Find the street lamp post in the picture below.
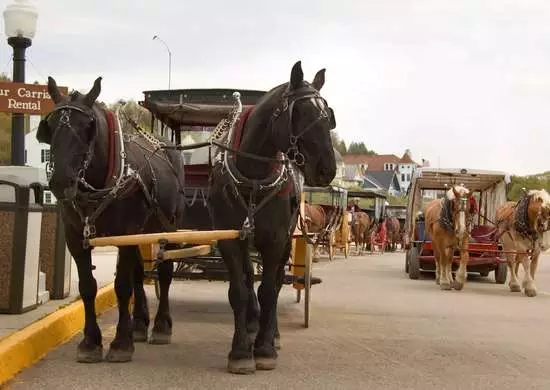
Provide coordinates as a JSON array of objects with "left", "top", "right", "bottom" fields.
[
  {"left": 152, "top": 35, "right": 171, "bottom": 91},
  {"left": 3, "top": 0, "right": 38, "bottom": 166}
]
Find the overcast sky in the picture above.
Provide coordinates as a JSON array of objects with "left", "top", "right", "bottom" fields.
[{"left": 1, "top": 0, "right": 549, "bottom": 175}]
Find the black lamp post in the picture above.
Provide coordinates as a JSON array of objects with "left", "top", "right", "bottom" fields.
[{"left": 3, "top": 0, "right": 38, "bottom": 166}]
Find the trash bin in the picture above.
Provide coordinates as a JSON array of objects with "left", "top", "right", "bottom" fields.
[
  {"left": 40, "top": 199, "right": 72, "bottom": 299},
  {"left": 0, "top": 166, "right": 47, "bottom": 314}
]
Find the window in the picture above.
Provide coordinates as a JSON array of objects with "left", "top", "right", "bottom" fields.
[
  {"left": 407, "top": 173, "right": 411, "bottom": 181},
  {"left": 401, "top": 174, "right": 405, "bottom": 182},
  {"left": 41, "top": 149, "right": 50, "bottom": 163},
  {"left": 44, "top": 191, "right": 52, "bottom": 204}
]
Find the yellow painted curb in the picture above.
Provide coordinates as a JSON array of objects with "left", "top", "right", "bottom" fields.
[{"left": 0, "top": 283, "right": 116, "bottom": 386}]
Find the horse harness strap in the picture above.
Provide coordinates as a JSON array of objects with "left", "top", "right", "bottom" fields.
[
  {"left": 46, "top": 104, "right": 178, "bottom": 248},
  {"left": 438, "top": 198, "right": 455, "bottom": 233}
]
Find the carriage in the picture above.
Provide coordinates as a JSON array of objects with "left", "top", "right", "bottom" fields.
[
  {"left": 404, "top": 167, "right": 509, "bottom": 283},
  {"left": 302, "top": 185, "right": 349, "bottom": 260},
  {"left": 117, "top": 86, "right": 318, "bottom": 327},
  {"left": 346, "top": 189, "right": 388, "bottom": 252},
  {"left": 41, "top": 63, "right": 336, "bottom": 372}
]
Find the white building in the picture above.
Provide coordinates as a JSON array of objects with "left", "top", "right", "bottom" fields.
[
  {"left": 396, "top": 149, "right": 420, "bottom": 194},
  {"left": 25, "top": 115, "right": 56, "bottom": 204}
]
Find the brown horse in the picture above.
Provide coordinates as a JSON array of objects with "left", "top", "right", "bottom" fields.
[
  {"left": 304, "top": 203, "right": 327, "bottom": 259},
  {"left": 351, "top": 211, "right": 371, "bottom": 254},
  {"left": 495, "top": 189, "right": 550, "bottom": 297},
  {"left": 424, "top": 184, "right": 474, "bottom": 290},
  {"left": 385, "top": 216, "right": 401, "bottom": 251}
]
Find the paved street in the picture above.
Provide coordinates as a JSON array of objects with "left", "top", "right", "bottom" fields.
[{"left": 7, "top": 250, "right": 550, "bottom": 390}]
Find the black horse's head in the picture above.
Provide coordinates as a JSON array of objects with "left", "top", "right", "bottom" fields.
[
  {"left": 273, "top": 61, "right": 337, "bottom": 187},
  {"left": 36, "top": 76, "right": 103, "bottom": 201}
]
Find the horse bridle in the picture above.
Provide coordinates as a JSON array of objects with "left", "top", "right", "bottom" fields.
[
  {"left": 270, "top": 85, "right": 332, "bottom": 167},
  {"left": 43, "top": 104, "right": 98, "bottom": 190}
]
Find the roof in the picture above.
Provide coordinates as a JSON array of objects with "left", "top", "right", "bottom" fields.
[
  {"left": 365, "top": 170, "right": 401, "bottom": 192},
  {"left": 399, "top": 151, "right": 419, "bottom": 165},
  {"left": 342, "top": 154, "right": 401, "bottom": 171},
  {"left": 410, "top": 167, "right": 509, "bottom": 192},
  {"left": 347, "top": 189, "right": 388, "bottom": 199}
]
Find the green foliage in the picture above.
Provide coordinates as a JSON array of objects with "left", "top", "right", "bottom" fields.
[
  {"left": 347, "top": 141, "right": 376, "bottom": 155},
  {"left": 507, "top": 174, "right": 550, "bottom": 201},
  {"left": 331, "top": 131, "right": 347, "bottom": 155},
  {"left": 387, "top": 194, "right": 408, "bottom": 206},
  {"left": 108, "top": 99, "right": 152, "bottom": 133}
]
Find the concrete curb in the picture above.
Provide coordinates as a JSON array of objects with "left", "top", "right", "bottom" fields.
[{"left": 0, "top": 283, "right": 116, "bottom": 386}]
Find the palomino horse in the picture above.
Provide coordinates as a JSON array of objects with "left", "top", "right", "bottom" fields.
[
  {"left": 385, "top": 216, "right": 401, "bottom": 251},
  {"left": 351, "top": 211, "right": 371, "bottom": 254},
  {"left": 304, "top": 202, "right": 327, "bottom": 259},
  {"left": 495, "top": 189, "right": 550, "bottom": 297},
  {"left": 424, "top": 185, "right": 474, "bottom": 290},
  {"left": 208, "top": 61, "right": 336, "bottom": 374}
]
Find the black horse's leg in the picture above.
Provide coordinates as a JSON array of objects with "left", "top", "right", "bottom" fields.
[
  {"left": 273, "top": 259, "right": 287, "bottom": 350},
  {"left": 150, "top": 259, "right": 173, "bottom": 344},
  {"left": 67, "top": 230, "right": 103, "bottom": 363},
  {"left": 254, "top": 238, "right": 290, "bottom": 371},
  {"left": 105, "top": 246, "right": 137, "bottom": 362},
  {"left": 220, "top": 239, "right": 255, "bottom": 375},
  {"left": 132, "top": 247, "right": 150, "bottom": 343}
]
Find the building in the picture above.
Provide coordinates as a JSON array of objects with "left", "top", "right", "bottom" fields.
[
  {"left": 363, "top": 170, "right": 402, "bottom": 196},
  {"left": 25, "top": 115, "right": 56, "bottom": 204},
  {"left": 396, "top": 149, "right": 421, "bottom": 193}
]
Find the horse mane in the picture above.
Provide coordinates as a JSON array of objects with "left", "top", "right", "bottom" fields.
[
  {"left": 528, "top": 189, "right": 550, "bottom": 208},
  {"left": 445, "top": 184, "right": 469, "bottom": 200}
]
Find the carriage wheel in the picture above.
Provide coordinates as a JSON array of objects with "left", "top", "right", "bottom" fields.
[
  {"left": 408, "top": 246, "right": 420, "bottom": 280},
  {"left": 495, "top": 263, "right": 507, "bottom": 284},
  {"left": 304, "top": 243, "right": 312, "bottom": 328},
  {"left": 154, "top": 278, "right": 161, "bottom": 300},
  {"left": 296, "top": 289, "right": 301, "bottom": 303}
]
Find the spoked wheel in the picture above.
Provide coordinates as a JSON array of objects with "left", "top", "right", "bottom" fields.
[
  {"left": 304, "top": 243, "right": 312, "bottom": 328},
  {"left": 154, "top": 278, "right": 160, "bottom": 300},
  {"left": 408, "top": 246, "right": 420, "bottom": 280}
]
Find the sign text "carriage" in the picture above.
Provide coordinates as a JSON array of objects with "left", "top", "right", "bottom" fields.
[{"left": 0, "top": 82, "right": 68, "bottom": 115}]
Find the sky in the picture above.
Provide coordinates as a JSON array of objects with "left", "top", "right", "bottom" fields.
[{"left": 1, "top": 0, "right": 549, "bottom": 176}]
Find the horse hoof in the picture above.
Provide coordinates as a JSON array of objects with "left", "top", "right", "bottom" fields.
[
  {"left": 524, "top": 287, "right": 537, "bottom": 297},
  {"left": 76, "top": 345, "right": 103, "bottom": 363},
  {"left": 133, "top": 329, "right": 148, "bottom": 343},
  {"left": 440, "top": 282, "right": 452, "bottom": 291},
  {"left": 453, "top": 281, "right": 464, "bottom": 291},
  {"left": 149, "top": 331, "right": 172, "bottom": 345},
  {"left": 105, "top": 347, "right": 134, "bottom": 363},
  {"left": 227, "top": 358, "right": 256, "bottom": 375},
  {"left": 509, "top": 284, "right": 521, "bottom": 293},
  {"left": 255, "top": 356, "right": 277, "bottom": 370},
  {"left": 274, "top": 336, "right": 282, "bottom": 350}
]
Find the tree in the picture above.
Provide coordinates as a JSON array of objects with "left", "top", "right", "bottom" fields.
[
  {"left": 108, "top": 99, "right": 152, "bottom": 133},
  {"left": 507, "top": 174, "right": 550, "bottom": 201},
  {"left": 347, "top": 141, "right": 376, "bottom": 155},
  {"left": 330, "top": 131, "right": 347, "bottom": 155}
]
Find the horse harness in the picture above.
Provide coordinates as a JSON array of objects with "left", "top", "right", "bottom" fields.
[
  {"left": 44, "top": 103, "right": 182, "bottom": 249},
  {"left": 218, "top": 85, "right": 331, "bottom": 243}
]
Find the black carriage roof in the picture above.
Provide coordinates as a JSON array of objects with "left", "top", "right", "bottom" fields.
[
  {"left": 140, "top": 88, "right": 267, "bottom": 128},
  {"left": 347, "top": 189, "right": 388, "bottom": 199}
]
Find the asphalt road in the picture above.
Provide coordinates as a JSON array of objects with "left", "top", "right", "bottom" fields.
[{"left": 7, "top": 250, "right": 550, "bottom": 390}]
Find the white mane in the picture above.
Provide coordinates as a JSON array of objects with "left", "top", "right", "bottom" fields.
[
  {"left": 446, "top": 184, "right": 470, "bottom": 200},
  {"left": 528, "top": 189, "right": 550, "bottom": 208}
]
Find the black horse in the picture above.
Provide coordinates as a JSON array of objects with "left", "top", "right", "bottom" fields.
[
  {"left": 37, "top": 77, "right": 183, "bottom": 362},
  {"left": 207, "top": 61, "right": 337, "bottom": 374}
]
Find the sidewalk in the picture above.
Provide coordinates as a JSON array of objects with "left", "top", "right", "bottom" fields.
[{"left": 0, "top": 247, "right": 118, "bottom": 340}]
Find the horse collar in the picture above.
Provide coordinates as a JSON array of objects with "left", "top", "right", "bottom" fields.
[
  {"left": 438, "top": 197, "right": 455, "bottom": 233},
  {"left": 514, "top": 194, "right": 539, "bottom": 242}
]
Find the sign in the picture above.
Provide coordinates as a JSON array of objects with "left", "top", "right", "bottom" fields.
[{"left": 0, "top": 82, "right": 69, "bottom": 115}]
